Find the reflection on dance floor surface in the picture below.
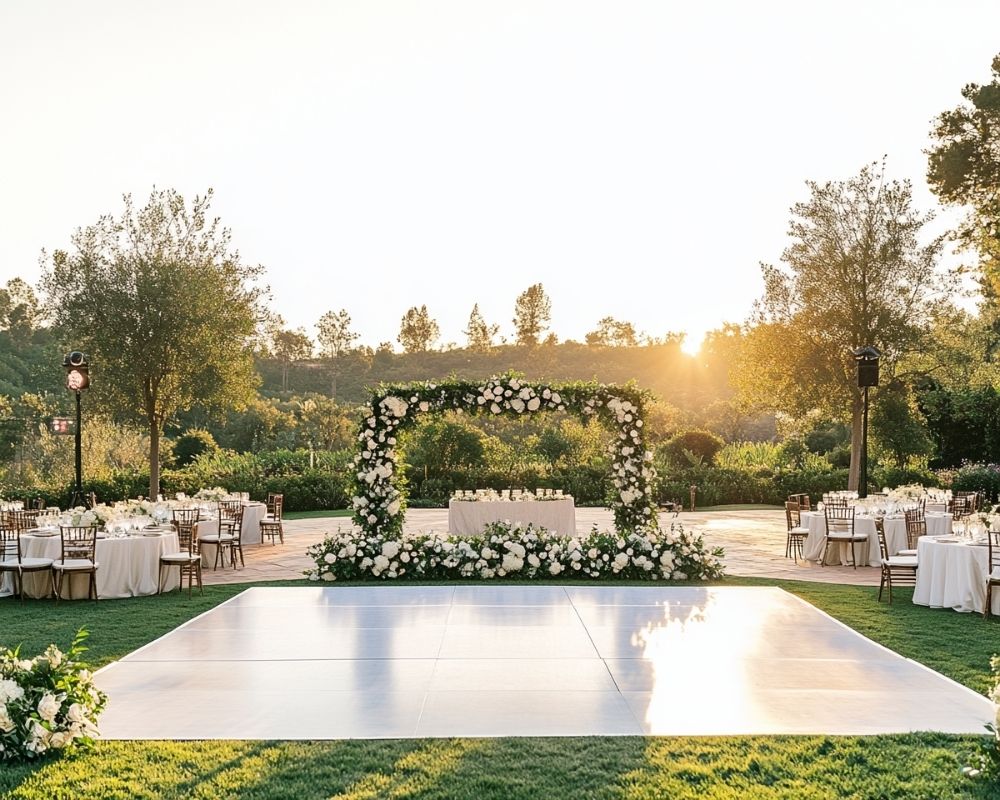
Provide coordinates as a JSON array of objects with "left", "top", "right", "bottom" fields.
[{"left": 95, "top": 585, "right": 994, "bottom": 738}]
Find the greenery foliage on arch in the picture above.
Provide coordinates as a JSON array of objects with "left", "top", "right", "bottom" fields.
[{"left": 351, "top": 374, "right": 659, "bottom": 537}]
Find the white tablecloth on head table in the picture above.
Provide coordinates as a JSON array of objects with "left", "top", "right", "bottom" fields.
[
  {"left": 0, "top": 531, "right": 179, "bottom": 599},
  {"left": 913, "top": 536, "right": 1000, "bottom": 615},
  {"left": 448, "top": 498, "right": 577, "bottom": 537},
  {"left": 801, "top": 512, "right": 952, "bottom": 567}
]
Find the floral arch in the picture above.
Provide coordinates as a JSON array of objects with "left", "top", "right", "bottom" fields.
[{"left": 351, "top": 375, "right": 659, "bottom": 538}]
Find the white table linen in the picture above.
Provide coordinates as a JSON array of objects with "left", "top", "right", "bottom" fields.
[
  {"left": 913, "top": 536, "right": 1000, "bottom": 615},
  {"left": 0, "top": 531, "right": 179, "bottom": 599},
  {"left": 801, "top": 512, "right": 951, "bottom": 567},
  {"left": 196, "top": 502, "right": 268, "bottom": 567},
  {"left": 448, "top": 498, "right": 576, "bottom": 537}
]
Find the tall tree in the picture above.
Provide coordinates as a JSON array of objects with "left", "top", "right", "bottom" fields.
[
  {"left": 585, "top": 316, "right": 640, "bottom": 347},
  {"left": 316, "top": 309, "right": 359, "bottom": 357},
  {"left": 316, "top": 308, "right": 358, "bottom": 399},
  {"left": 463, "top": 304, "right": 499, "bottom": 351},
  {"left": 269, "top": 319, "right": 313, "bottom": 391},
  {"left": 398, "top": 305, "right": 439, "bottom": 353},
  {"left": 513, "top": 283, "right": 551, "bottom": 346},
  {"left": 733, "top": 163, "right": 946, "bottom": 490},
  {"left": 42, "top": 188, "right": 265, "bottom": 497},
  {"left": 927, "top": 53, "right": 1000, "bottom": 311}
]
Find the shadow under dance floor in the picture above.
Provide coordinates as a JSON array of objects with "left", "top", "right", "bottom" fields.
[{"left": 95, "top": 585, "right": 995, "bottom": 739}]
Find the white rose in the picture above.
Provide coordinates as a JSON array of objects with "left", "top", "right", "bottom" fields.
[
  {"left": 37, "top": 692, "right": 61, "bottom": 723},
  {"left": 550, "top": 393, "right": 561, "bottom": 404},
  {"left": 527, "top": 554, "right": 541, "bottom": 568},
  {"left": 324, "top": 552, "right": 336, "bottom": 563},
  {"left": 490, "top": 403, "right": 502, "bottom": 414},
  {"left": 387, "top": 499, "right": 401, "bottom": 516},
  {"left": 0, "top": 706, "right": 14, "bottom": 733},
  {"left": 510, "top": 399, "right": 525, "bottom": 413},
  {"left": 527, "top": 397, "right": 541, "bottom": 411},
  {"left": 381, "top": 541, "right": 401, "bottom": 559},
  {"left": 419, "top": 401, "right": 430, "bottom": 412},
  {"left": 548, "top": 561, "right": 564, "bottom": 575},
  {"left": 373, "top": 555, "right": 390, "bottom": 571},
  {"left": 518, "top": 388, "right": 531, "bottom": 400}
]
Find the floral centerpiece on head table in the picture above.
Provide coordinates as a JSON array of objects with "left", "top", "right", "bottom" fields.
[{"left": 57, "top": 508, "right": 98, "bottom": 528}]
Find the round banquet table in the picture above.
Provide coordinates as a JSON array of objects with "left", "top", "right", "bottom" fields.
[
  {"left": 0, "top": 530, "right": 180, "bottom": 599},
  {"left": 801, "top": 511, "right": 952, "bottom": 567},
  {"left": 196, "top": 502, "right": 268, "bottom": 567},
  {"left": 913, "top": 536, "right": 1000, "bottom": 615},
  {"left": 448, "top": 498, "right": 577, "bottom": 537}
]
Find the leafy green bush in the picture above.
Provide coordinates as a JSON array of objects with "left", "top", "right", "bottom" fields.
[
  {"left": 172, "top": 429, "right": 218, "bottom": 467},
  {"left": 663, "top": 429, "right": 724, "bottom": 466},
  {"left": 951, "top": 462, "right": 1000, "bottom": 502}
]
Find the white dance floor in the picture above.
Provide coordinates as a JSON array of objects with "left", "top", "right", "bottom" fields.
[{"left": 95, "top": 585, "right": 994, "bottom": 739}]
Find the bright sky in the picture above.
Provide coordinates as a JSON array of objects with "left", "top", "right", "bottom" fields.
[{"left": 1, "top": 1, "right": 998, "bottom": 353}]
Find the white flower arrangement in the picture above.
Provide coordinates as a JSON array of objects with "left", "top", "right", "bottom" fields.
[
  {"left": 0, "top": 631, "right": 106, "bottom": 762},
  {"left": 886, "top": 484, "right": 927, "bottom": 503},
  {"left": 194, "top": 486, "right": 230, "bottom": 502},
  {"left": 351, "top": 375, "right": 660, "bottom": 540},
  {"left": 307, "top": 520, "right": 724, "bottom": 583}
]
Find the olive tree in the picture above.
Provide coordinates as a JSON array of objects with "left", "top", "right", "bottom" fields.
[{"left": 42, "top": 188, "right": 265, "bottom": 497}]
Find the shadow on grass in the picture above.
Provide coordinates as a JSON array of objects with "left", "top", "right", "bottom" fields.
[{"left": 2, "top": 735, "right": 995, "bottom": 800}]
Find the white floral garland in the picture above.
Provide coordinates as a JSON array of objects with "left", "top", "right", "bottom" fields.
[
  {"left": 307, "top": 520, "right": 725, "bottom": 583},
  {"left": 351, "top": 375, "right": 659, "bottom": 538}
]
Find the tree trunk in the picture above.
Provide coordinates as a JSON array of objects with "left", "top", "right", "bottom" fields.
[
  {"left": 848, "top": 389, "right": 863, "bottom": 491},
  {"left": 149, "top": 419, "right": 161, "bottom": 499}
]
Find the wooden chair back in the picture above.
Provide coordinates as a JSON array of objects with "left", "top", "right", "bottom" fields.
[
  {"left": 0, "top": 526, "right": 21, "bottom": 561},
  {"left": 824, "top": 504, "right": 855, "bottom": 534},
  {"left": 59, "top": 525, "right": 97, "bottom": 562},
  {"left": 989, "top": 531, "right": 1000, "bottom": 579},
  {"left": 784, "top": 501, "right": 801, "bottom": 532},
  {"left": 903, "top": 508, "right": 927, "bottom": 549}
]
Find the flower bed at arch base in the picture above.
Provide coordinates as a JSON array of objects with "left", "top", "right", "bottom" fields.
[{"left": 306, "top": 520, "right": 724, "bottom": 582}]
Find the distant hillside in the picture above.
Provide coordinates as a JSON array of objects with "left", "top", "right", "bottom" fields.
[{"left": 257, "top": 341, "right": 735, "bottom": 413}]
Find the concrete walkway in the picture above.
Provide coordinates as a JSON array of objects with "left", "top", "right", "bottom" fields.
[{"left": 201, "top": 508, "right": 879, "bottom": 587}]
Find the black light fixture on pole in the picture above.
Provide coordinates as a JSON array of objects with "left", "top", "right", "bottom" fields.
[
  {"left": 852, "top": 346, "right": 880, "bottom": 499},
  {"left": 62, "top": 351, "right": 90, "bottom": 507}
]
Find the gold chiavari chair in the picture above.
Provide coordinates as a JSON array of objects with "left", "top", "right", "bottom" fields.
[
  {"left": 52, "top": 525, "right": 99, "bottom": 601},
  {"left": 784, "top": 501, "right": 808, "bottom": 563},
  {"left": 159, "top": 522, "right": 203, "bottom": 596},
  {"left": 899, "top": 508, "right": 927, "bottom": 557},
  {"left": 0, "top": 525, "right": 54, "bottom": 602},
  {"left": 260, "top": 494, "right": 284, "bottom": 546},
  {"left": 985, "top": 530, "right": 1000, "bottom": 619},
  {"left": 876, "top": 518, "right": 917, "bottom": 604},
  {"left": 822, "top": 505, "right": 867, "bottom": 569}
]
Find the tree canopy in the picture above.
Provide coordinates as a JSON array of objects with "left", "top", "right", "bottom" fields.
[
  {"left": 513, "top": 283, "right": 551, "bottom": 346},
  {"left": 734, "top": 162, "right": 947, "bottom": 489},
  {"left": 41, "top": 188, "right": 266, "bottom": 496},
  {"left": 398, "top": 305, "right": 440, "bottom": 353}
]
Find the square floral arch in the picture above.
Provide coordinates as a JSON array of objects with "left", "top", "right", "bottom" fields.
[{"left": 352, "top": 374, "right": 659, "bottom": 538}]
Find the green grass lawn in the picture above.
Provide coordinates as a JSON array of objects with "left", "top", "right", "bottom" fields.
[
  {"left": 1, "top": 578, "right": 997, "bottom": 799},
  {"left": 282, "top": 509, "right": 353, "bottom": 520}
]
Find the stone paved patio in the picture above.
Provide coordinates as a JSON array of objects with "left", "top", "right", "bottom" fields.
[{"left": 200, "top": 509, "right": 880, "bottom": 587}]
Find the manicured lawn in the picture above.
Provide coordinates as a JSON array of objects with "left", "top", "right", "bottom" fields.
[
  {"left": 1, "top": 577, "right": 996, "bottom": 799},
  {"left": 282, "top": 509, "right": 353, "bottom": 520},
  {"left": 0, "top": 735, "right": 991, "bottom": 799}
]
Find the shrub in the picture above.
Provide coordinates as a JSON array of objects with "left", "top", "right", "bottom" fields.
[
  {"left": 172, "top": 428, "right": 218, "bottom": 467},
  {"left": 951, "top": 462, "right": 1000, "bottom": 503},
  {"left": 663, "top": 429, "right": 724, "bottom": 467}
]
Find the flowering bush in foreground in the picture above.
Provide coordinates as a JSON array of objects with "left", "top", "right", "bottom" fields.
[
  {"left": 306, "top": 520, "right": 724, "bottom": 582},
  {"left": 964, "top": 655, "right": 1000, "bottom": 784},
  {"left": 0, "top": 630, "right": 106, "bottom": 762}
]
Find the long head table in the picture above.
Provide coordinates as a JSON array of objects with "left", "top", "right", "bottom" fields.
[{"left": 448, "top": 498, "right": 577, "bottom": 537}]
